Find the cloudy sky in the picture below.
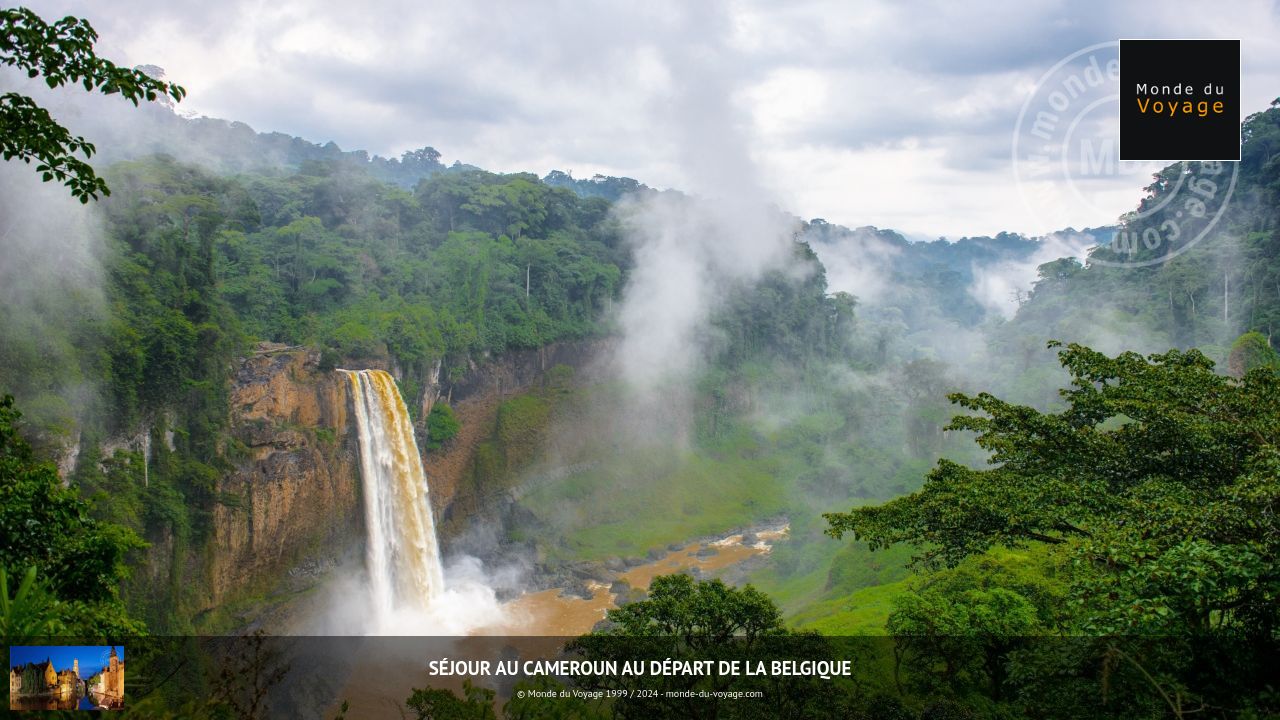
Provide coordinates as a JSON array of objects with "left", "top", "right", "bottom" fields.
[{"left": 20, "top": 0, "right": 1280, "bottom": 238}]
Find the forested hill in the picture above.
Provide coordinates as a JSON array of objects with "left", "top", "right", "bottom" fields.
[
  {"left": 7, "top": 71, "right": 664, "bottom": 199},
  {"left": 541, "top": 171, "right": 654, "bottom": 201},
  {"left": 0, "top": 88, "right": 1017, "bottom": 449},
  {"left": 5, "top": 93, "right": 1280, "bottom": 453},
  {"left": 0, "top": 156, "right": 631, "bottom": 444},
  {"left": 2, "top": 71, "right": 466, "bottom": 187},
  {"left": 0, "top": 144, "right": 657, "bottom": 633},
  {"left": 803, "top": 222, "right": 1115, "bottom": 330},
  {"left": 996, "top": 98, "right": 1280, "bottom": 363}
]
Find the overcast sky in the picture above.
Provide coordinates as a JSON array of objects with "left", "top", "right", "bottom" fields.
[{"left": 20, "top": 0, "right": 1280, "bottom": 239}]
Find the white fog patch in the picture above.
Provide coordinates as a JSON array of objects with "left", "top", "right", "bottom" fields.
[
  {"left": 607, "top": 4, "right": 798, "bottom": 423},
  {"left": 808, "top": 226, "right": 903, "bottom": 303},
  {"left": 0, "top": 161, "right": 108, "bottom": 439},
  {"left": 0, "top": 164, "right": 105, "bottom": 310},
  {"left": 612, "top": 194, "right": 797, "bottom": 389},
  {"left": 968, "top": 231, "right": 1095, "bottom": 318}
]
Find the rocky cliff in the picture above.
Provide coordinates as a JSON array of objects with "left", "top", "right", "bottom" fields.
[
  {"left": 421, "top": 340, "right": 605, "bottom": 534},
  {"left": 208, "top": 343, "right": 362, "bottom": 612},
  {"left": 191, "top": 339, "right": 604, "bottom": 627}
]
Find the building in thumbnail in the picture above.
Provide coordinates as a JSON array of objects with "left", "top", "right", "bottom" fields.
[
  {"left": 56, "top": 659, "right": 80, "bottom": 694},
  {"left": 95, "top": 647, "right": 124, "bottom": 704},
  {"left": 9, "top": 658, "right": 62, "bottom": 696}
]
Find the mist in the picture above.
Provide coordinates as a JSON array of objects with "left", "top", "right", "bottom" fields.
[
  {"left": 0, "top": 161, "right": 107, "bottom": 448},
  {"left": 968, "top": 231, "right": 1095, "bottom": 318},
  {"left": 606, "top": 5, "right": 797, "bottom": 440},
  {"left": 807, "top": 225, "right": 903, "bottom": 305},
  {"left": 302, "top": 552, "right": 519, "bottom": 636}
]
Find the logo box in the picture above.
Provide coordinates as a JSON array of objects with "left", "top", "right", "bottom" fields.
[{"left": 1119, "top": 39, "right": 1241, "bottom": 161}]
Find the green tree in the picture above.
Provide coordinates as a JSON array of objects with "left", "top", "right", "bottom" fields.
[
  {"left": 1, "top": 7, "right": 185, "bottom": 200},
  {"left": 570, "top": 574, "right": 840, "bottom": 720},
  {"left": 827, "top": 342, "right": 1280, "bottom": 636},
  {"left": 427, "top": 402, "right": 461, "bottom": 450},
  {"left": 406, "top": 679, "right": 496, "bottom": 720},
  {"left": 595, "top": 574, "right": 785, "bottom": 641},
  {"left": 884, "top": 551, "right": 1067, "bottom": 703},
  {"left": 825, "top": 342, "right": 1280, "bottom": 716},
  {"left": 1226, "top": 330, "right": 1279, "bottom": 377},
  {"left": 0, "top": 395, "right": 145, "bottom": 636}
]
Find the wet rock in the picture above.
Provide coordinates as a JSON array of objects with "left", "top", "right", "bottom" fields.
[
  {"left": 604, "top": 557, "right": 626, "bottom": 572},
  {"left": 623, "top": 555, "right": 646, "bottom": 568},
  {"left": 647, "top": 547, "right": 665, "bottom": 560},
  {"left": 571, "top": 561, "right": 611, "bottom": 582},
  {"left": 234, "top": 421, "right": 309, "bottom": 450},
  {"left": 533, "top": 564, "right": 571, "bottom": 591},
  {"left": 667, "top": 542, "right": 684, "bottom": 551},
  {"left": 558, "top": 580, "right": 594, "bottom": 600},
  {"left": 716, "top": 553, "right": 769, "bottom": 587},
  {"left": 609, "top": 579, "right": 631, "bottom": 598},
  {"left": 741, "top": 532, "right": 759, "bottom": 545},
  {"left": 286, "top": 555, "right": 335, "bottom": 579},
  {"left": 694, "top": 545, "right": 718, "bottom": 558}
]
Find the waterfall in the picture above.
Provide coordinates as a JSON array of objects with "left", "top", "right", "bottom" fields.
[{"left": 341, "top": 369, "right": 445, "bottom": 620}]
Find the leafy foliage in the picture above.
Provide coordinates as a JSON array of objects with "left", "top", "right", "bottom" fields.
[
  {"left": 821, "top": 343, "right": 1280, "bottom": 716},
  {"left": 0, "top": 565, "right": 63, "bottom": 642},
  {"left": 426, "top": 402, "right": 461, "bottom": 449},
  {"left": 0, "top": 7, "right": 185, "bottom": 200},
  {"left": 597, "top": 574, "right": 786, "bottom": 640},
  {"left": 0, "top": 395, "right": 144, "bottom": 636},
  {"left": 827, "top": 342, "right": 1280, "bottom": 635},
  {"left": 406, "top": 680, "right": 497, "bottom": 720},
  {"left": 209, "top": 163, "right": 626, "bottom": 373},
  {"left": 570, "top": 574, "right": 842, "bottom": 720},
  {"left": 885, "top": 550, "right": 1067, "bottom": 702},
  {"left": 1227, "top": 330, "right": 1280, "bottom": 377}
]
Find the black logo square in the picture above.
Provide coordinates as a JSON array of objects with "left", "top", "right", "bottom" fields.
[{"left": 1120, "top": 39, "right": 1240, "bottom": 161}]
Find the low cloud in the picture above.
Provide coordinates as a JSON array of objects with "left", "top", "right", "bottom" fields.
[
  {"left": 17, "top": 0, "right": 1280, "bottom": 238},
  {"left": 968, "top": 232, "right": 1095, "bottom": 319}
]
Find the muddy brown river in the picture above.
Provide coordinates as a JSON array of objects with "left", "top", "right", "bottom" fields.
[
  {"left": 487, "top": 526, "right": 789, "bottom": 636},
  {"left": 328, "top": 525, "right": 788, "bottom": 718}
]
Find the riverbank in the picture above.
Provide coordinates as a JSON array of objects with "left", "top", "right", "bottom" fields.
[{"left": 490, "top": 521, "right": 790, "bottom": 636}]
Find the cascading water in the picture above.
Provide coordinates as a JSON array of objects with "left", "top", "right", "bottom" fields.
[{"left": 341, "top": 369, "right": 445, "bottom": 622}]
